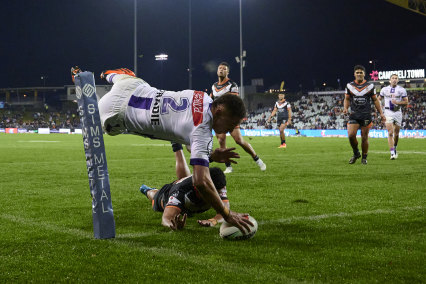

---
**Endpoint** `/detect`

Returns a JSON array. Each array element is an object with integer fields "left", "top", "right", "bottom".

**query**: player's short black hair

[
  {"left": 212, "top": 93, "right": 246, "bottom": 120},
  {"left": 219, "top": 61, "right": 230, "bottom": 71},
  {"left": 354, "top": 65, "right": 366, "bottom": 72},
  {"left": 209, "top": 167, "right": 226, "bottom": 190}
]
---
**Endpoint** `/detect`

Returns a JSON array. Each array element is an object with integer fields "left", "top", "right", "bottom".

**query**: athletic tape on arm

[{"left": 74, "top": 71, "right": 116, "bottom": 239}]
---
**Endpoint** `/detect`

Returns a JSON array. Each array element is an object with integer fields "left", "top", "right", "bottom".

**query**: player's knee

[
  {"left": 235, "top": 138, "right": 245, "bottom": 146},
  {"left": 348, "top": 133, "right": 356, "bottom": 139}
]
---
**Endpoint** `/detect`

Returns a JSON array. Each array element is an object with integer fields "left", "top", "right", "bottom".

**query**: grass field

[{"left": 0, "top": 133, "right": 425, "bottom": 283}]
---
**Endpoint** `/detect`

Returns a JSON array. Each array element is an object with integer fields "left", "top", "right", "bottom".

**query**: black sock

[
  {"left": 171, "top": 143, "right": 183, "bottom": 152},
  {"left": 362, "top": 153, "right": 367, "bottom": 159},
  {"left": 353, "top": 149, "right": 360, "bottom": 156},
  {"left": 225, "top": 162, "right": 231, "bottom": 167},
  {"left": 281, "top": 139, "right": 286, "bottom": 144},
  {"left": 253, "top": 155, "right": 259, "bottom": 162}
]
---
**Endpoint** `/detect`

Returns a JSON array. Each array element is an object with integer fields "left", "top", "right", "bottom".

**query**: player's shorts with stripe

[
  {"left": 384, "top": 109, "right": 402, "bottom": 126},
  {"left": 348, "top": 114, "right": 372, "bottom": 127}
]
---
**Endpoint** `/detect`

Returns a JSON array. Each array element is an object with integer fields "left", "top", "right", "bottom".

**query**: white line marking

[
  {"left": 259, "top": 206, "right": 424, "bottom": 225},
  {"left": 131, "top": 144, "right": 171, "bottom": 147},
  {"left": 17, "top": 140, "right": 60, "bottom": 143},
  {"left": 369, "top": 150, "right": 426, "bottom": 155},
  {"left": 2, "top": 207, "right": 422, "bottom": 281}
]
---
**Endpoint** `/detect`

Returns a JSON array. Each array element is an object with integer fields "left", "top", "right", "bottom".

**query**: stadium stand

[
  {"left": 240, "top": 90, "right": 426, "bottom": 130},
  {"left": 1, "top": 89, "right": 425, "bottom": 131}
]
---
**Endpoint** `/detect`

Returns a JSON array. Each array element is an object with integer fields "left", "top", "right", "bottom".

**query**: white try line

[
  {"left": 131, "top": 144, "right": 171, "bottom": 147},
  {"left": 259, "top": 206, "right": 424, "bottom": 225},
  {"left": 0, "top": 213, "right": 160, "bottom": 239},
  {"left": 0, "top": 213, "right": 294, "bottom": 281},
  {"left": 369, "top": 150, "right": 426, "bottom": 155},
  {"left": 17, "top": 140, "right": 60, "bottom": 143}
]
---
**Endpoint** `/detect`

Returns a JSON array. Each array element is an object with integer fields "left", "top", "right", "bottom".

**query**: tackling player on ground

[
  {"left": 379, "top": 74, "right": 408, "bottom": 160},
  {"left": 71, "top": 66, "right": 253, "bottom": 233},
  {"left": 343, "top": 65, "right": 386, "bottom": 164},
  {"left": 139, "top": 146, "right": 230, "bottom": 230},
  {"left": 211, "top": 62, "right": 266, "bottom": 173},
  {"left": 267, "top": 93, "right": 292, "bottom": 148}
]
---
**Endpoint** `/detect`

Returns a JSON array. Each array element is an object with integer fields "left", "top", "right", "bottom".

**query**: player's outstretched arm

[
  {"left": 193, "top": 165, "right": 252, "bottom": 233},
  {"left": 210, "top": 147, "right": 240, "bottom": 164},
  {"left": 198, "top": 200, "right": 230, "bottom": 227},
  {"left": 162, "top": 207, "right": 186, "bottom": 230},
  {"left": 175, "top": 149, "right": 191, "bottom": 180}
]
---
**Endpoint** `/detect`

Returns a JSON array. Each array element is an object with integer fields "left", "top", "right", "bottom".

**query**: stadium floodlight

[
  {"left": 369, "top": 59, "right": 377, "bottom": 70},
  {"left": 155, "top": 54, "right": 169, "bottom": 61}
]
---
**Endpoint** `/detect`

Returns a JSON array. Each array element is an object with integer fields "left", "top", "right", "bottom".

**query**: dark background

[{"left": 1, "top": 0, "right": 425, "bottom": 91}]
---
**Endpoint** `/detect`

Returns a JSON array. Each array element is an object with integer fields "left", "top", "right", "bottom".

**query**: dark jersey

[
  {"left": 211, "top": 78, "right": 239, "bottom": 99},
  {"left": 275, "top": 101, "right": 291, "bottom": 120},
  {"left": 153, "top": 176, "right": 228, "bottom": 216},
  {"left": 345, "top": 80, "right": 376, "bottom": 120}
]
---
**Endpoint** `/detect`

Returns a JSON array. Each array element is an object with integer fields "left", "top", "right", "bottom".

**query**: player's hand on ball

[
  {"left": 197, "top": 218, "right": 218, "bottom": 227},
  {"left": 210, "top": 147, "right": 240, "bottom": 164},
  {"left": 224, "top": 211, "right": 254, "bottom": 234},
  {"left": 170, "top": 213, "right": 187, "bottom": 230}
]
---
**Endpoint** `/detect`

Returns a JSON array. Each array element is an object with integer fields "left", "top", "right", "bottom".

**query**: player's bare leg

[
  {"left": 146, "top": 189, "right": 159, "bottom": 201},
  {"left": 278, "top": 123, "right": 287, "bottom": 148},
  {"left": 230, "top": 128, "right": 266, "bottom": 171},
  {"left": 386, "top": 122, "right": 396, "bottom": 159},
  {"left": 360, "top": 125, "right": 371, "bottom": 164},
  {"left": 347, "top": 123, "right": 361, "bottom": 164},
  {"left": 394, "top": 124, "right": 401, "bottom": 158}
]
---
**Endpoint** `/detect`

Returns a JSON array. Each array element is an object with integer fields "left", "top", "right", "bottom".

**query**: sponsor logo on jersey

[
  {"left": 219, "top": 187, "right": 227, "bottom": 198},
  {"left": 192, "top": 91, "right": 204, "bottom": 126},
  {"left": 151, "top": 90, "right": 165, "bottom": 125},
  {"left": 167, "top": 195, "right": 181, "bottom": 206}
]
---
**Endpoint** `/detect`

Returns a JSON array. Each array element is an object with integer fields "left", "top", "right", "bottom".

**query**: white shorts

[
  {"left": 384, "top": 109, "right": 402, "bottom": 126},
  {"left": 98, "top": 75, "right": 149, "bottom": 135}
]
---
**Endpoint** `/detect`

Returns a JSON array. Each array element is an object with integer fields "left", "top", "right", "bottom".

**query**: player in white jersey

[
  {"left": 267, "top": 93, "right": 292, "bottom": 148},
  {"left": 379, "top": 74, "right": 408, "bottom": 160},
  {"left": 211, "top": 62, "right": 266, "bottom": 174},
  {"left": 74, "top": 67, "right": 254, "bottom": 233}
]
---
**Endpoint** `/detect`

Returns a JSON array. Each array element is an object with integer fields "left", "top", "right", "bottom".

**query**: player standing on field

[
  {"left": 267, "top": 93, "right": 292, "bottom": 148},
  {"left": 211, "top": 62, "right": 266, "bottom": 173},
  {"left": 379, "top": 74, "right": 408, "bottom": 160},
  {"left": 343, "top": 65, "right": 386, "bottom": 164}
]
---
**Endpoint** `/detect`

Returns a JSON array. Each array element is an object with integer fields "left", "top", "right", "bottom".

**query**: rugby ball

[{"left": 219, "top": 215, "right": 258, "bottom": 240}]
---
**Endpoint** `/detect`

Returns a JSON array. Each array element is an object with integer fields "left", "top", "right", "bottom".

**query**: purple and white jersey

[
  {"left": 380, "top": 85, "right": 407, "bottom": 112},
  {"left": 124, "top": 84, "right": 213, "bottom": 167}
]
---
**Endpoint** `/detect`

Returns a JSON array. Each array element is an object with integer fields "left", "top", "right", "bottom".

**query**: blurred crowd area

[
  {"left": 1, "top": 91, "right": 425, "bottom": 131},
  {"left": 240, "top": 91, "right": 426, "bottom": 130},
  {"left": 0, "top": 107, "right": 81, "bottom": 130}
]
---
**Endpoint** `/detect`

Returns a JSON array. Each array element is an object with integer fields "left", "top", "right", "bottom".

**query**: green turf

[{"left": 0, "top": 133, "right": 425, "bottom": 283}]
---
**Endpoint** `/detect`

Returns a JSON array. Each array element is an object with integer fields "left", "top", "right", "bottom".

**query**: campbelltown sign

[{"left": 370, "top": 69, "right": 425, "bottom": 81}]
